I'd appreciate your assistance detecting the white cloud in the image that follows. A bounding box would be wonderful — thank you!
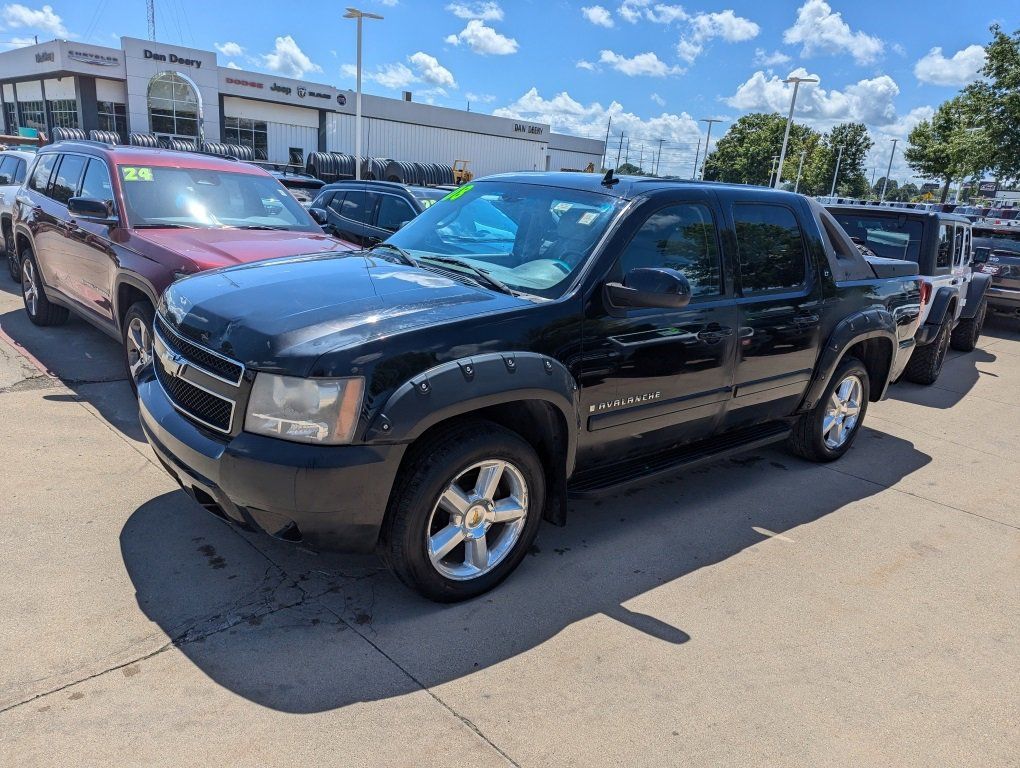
[465,92,496,103]
[445,1,503,21]
[675,10,759,64]
[445,19,518,55]
[618,0,651,23]
[599,49,683,77]
[754,48,791,66]
[493,86,704,175]
[409,51,456,87]
[782,0,883,65]
[725,67,900,126]
[2,3,69,37]
[1,35,35,48]
[343,51,457,91]
[645,4,688,24]
[914,44,985,86]
[650,92,666,106]
[676,39,702,63]
[891,42,906,57]
[262,35,322,78]
[215,41,244,57]
[576,59,598,71]
[225,61,241,70]
[581,5,614,27]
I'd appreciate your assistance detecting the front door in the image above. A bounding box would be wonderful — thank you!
[578,192,738,467]
[66,158,119,322]
[723,201,824,429]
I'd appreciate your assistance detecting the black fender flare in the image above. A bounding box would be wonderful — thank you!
[365,352,580,476]
[925,286,957,328]
[800,308,899,410]
[960,272,992,319]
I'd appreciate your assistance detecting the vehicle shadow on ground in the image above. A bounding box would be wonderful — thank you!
[889,314,1020,410]
[120,429,930,713]
[0,283,142,441]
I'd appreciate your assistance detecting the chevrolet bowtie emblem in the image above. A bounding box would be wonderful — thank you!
[163,351,188,378]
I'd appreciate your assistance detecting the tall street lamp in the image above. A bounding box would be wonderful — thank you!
[829,144,844,197]
[344,7,383,180]
[774,75,817,188]
[699,118,723,180]
[880,138,899,202]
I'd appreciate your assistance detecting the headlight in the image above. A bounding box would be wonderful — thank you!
[244,374,365,445]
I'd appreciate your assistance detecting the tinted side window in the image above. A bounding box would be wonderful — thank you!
[376,194,416,233]
[936,224,951,269]
[733,204,807,293]
[51,154,88,205]
[79,159,115,207]
[13,158,27,184]
[616,202,722,298]
[28,154,58,195]
[326,191,346,215]
[339,190,374,225]
[0,156,16,184]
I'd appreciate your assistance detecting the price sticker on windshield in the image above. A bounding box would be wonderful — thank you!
[120,166,154,182]
[443,183,473,202]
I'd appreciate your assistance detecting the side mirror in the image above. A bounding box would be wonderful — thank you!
[605,267,692,310]
[972,248,990,265]
[68,196,117,224]
[309,207,328,226]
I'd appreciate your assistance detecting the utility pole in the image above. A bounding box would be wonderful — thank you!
[615,131,624,168]
[691,137,701,180]
[794,150,807,193]
[601,116,611,171]
[774,75,818,188]
[880,138,899,201]
[146,0,156,40]
[638,143,643,173]
[829,145,844,197]
[624,135,630,165]
[871,167,877,197]
[699,118,723,180]
[768,154,780,187]
[654,137,665,176]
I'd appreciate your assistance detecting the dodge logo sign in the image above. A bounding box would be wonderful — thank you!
[337,93,347,106]
[297,86,307,98]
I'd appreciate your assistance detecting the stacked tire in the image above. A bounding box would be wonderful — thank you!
[305,152,357,181]
[88,130,121,145]
[51,127,87,142]
[129,132,159,148]
[383,160,454,186]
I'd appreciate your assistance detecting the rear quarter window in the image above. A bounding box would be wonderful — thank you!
[732,203,808,294]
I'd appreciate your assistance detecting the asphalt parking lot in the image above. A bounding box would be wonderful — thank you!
[0,278,1017,767]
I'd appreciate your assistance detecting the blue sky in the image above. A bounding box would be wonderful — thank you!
[0,0,1007,181]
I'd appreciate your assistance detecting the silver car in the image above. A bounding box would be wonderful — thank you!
[0,148,35,280]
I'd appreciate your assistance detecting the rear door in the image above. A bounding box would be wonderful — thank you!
[723,200,824,428]
[375,192,418,237]
[325,186,379,246]
[578,190,739,466]
[65,157,118,322]
[21,153,64,291]
[46,153,90,308]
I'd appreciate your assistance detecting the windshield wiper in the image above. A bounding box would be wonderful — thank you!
[369,242,417,267]
[234,224,289,230]
[133,223,198,229]
[418,255,514,295]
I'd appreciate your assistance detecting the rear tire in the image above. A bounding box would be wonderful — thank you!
[383,419,545,602]
[4,228,17,282]
[904,316,951,385]
[788,356,870,463]
[122,301,155,396]
[950,299,986,352]
[20,247,69,326]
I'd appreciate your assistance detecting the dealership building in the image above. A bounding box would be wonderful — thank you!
[0,37,603,177]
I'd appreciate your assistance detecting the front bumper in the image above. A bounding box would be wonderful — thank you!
[138,373,407,552]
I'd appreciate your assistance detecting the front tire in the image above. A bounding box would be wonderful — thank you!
[383,419,546,602]
[122,301,155,396]
[20,247,68,326]
[4,228,18,282]
[904,316,952,385]
[788,356,870,462]
[950,299,986,352]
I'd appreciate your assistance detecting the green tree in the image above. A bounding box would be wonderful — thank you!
[904,92,990,202]
[702,113,819,186]
[617,162,643,175]
[964,25,1020,183]
[801,122,873,197]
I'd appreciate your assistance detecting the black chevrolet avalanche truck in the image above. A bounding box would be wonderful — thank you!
[139,173,921,601]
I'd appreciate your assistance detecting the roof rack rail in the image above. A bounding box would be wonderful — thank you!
[52,138,117,150]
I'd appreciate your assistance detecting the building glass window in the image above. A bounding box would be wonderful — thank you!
[147,72,199,138]
[17,100,46,133]
[223,116,268,156]
[3,103,15,134]
[48,99,79,129]
[97,101,127,141]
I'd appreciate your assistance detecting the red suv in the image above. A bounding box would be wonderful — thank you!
[12,141,351,391]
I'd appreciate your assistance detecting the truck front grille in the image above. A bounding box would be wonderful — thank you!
[154,315,244,385]
[154,352,235,433]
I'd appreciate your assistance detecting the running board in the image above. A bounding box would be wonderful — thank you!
[568,422,792,498]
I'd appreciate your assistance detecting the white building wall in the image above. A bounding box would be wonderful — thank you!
[221,96,319,162]
[42,78,76,99]
[95,78,127,103]
[325,113,548,178]
[547,148,603,171]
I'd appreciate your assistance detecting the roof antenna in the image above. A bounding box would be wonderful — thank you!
[602,169,620,188]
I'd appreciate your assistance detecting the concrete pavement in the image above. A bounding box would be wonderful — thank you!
[0,278,1017,767]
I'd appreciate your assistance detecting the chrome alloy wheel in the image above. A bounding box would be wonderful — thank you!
[125,316,152,380]
[823,374,863,450]
[426,459,529,581]
[21,257,37,316]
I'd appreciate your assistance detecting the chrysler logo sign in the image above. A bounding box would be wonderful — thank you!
[68,49,120,66]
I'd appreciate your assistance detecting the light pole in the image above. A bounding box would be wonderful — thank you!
[880,138,898,202]
[344,7,383,180]
[829,145,843,197]
[774,75,818,188]
[768,154,780,187]
[654,137,665,176]
[794,149,807,193]
[699,118,722,180]
[691,137,701,180]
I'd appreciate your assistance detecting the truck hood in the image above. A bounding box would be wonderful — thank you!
[160,252,530,375]
[131,228,350,271]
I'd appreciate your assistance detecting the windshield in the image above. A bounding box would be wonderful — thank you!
[118,165,318,231]
[386,180,622,298]
[830,212,924,262]
[411,187,447,208]
[974,230,1020,255]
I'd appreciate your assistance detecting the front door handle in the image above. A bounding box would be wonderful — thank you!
[697,324,734,342]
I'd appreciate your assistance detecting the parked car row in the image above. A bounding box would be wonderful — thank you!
[2,146,995,601]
